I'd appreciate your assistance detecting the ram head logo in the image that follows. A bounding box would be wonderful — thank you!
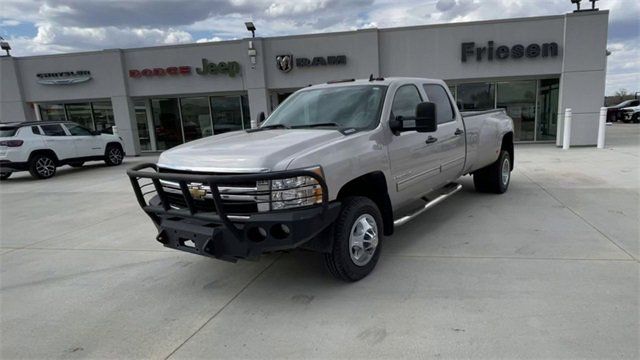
[276,54,293,73]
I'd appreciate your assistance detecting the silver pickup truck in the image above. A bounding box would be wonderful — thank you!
[128,77,514,281]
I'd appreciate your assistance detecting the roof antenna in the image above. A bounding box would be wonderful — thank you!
[369,74,374,81]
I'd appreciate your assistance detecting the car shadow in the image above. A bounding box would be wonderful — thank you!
[0,160,130,183]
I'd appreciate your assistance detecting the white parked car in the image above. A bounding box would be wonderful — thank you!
[0,121,125,180]
[620,105,640,123]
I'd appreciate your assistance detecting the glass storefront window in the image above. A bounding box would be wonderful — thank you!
[211,96,244,134]
[180,97,212,142]
[537,79,560,141]
[447,85,457,102]
[134,101,151,151]
[65,103,94,129]
[241,95,251,129]
[39,104,66,121]
[92,101,115,133]
[151,98,183,150]
[497,81,537,141]
[457,82,495,111]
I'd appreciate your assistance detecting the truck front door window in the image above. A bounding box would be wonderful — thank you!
[390,85,422,120]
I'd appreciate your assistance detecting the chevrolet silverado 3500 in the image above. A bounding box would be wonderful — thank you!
[128,77,514,281]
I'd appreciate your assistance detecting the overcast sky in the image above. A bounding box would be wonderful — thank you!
[1,0,637,95]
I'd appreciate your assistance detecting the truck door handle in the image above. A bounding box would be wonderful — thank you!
[425,136,438,144]
[454,128,464,136]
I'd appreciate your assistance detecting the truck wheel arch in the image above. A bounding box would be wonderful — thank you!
[337,171,394,236]
[501,132,514,171]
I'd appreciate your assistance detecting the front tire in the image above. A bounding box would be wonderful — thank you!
[0,172,11,180]
[104,145,124,166]
[324,197,383,282]
[29,154,57,179]
[473,150,511,194]
[632,114,639,123]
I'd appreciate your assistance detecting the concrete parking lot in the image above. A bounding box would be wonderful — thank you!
[1,124,638,359]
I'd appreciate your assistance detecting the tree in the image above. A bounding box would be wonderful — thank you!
[614,89,629,98]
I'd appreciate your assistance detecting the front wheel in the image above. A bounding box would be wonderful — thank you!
[324,197,383,282]
[0,172,11,180]
[473,150,511,194]
[632,114,639,123]
[104,145,124,166]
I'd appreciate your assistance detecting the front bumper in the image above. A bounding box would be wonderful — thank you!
[127,163,340,262]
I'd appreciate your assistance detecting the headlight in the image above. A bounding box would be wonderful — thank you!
[257,166,324,211]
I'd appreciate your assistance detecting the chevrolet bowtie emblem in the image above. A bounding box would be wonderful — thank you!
[188,185,207,200]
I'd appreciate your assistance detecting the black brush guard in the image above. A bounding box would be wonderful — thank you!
[127,163,340,262]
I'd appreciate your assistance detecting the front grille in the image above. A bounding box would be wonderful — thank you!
[158,167,262,215]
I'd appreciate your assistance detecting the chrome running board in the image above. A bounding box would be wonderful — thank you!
[393,183,463,227]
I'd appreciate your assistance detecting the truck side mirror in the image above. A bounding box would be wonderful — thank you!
[389,102,438,133]
[415,102,437,132]
[257,112,266,125]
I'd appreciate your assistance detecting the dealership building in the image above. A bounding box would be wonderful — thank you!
[1,10,608,155]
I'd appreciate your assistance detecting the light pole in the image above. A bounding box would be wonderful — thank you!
[244,22,256,38]
[0,36,11,56]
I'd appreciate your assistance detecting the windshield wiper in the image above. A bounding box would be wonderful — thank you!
[259,124,291,129]
[292,122,340,129]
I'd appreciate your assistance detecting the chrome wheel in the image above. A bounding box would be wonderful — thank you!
[108,147,123,165]
[36,157,55,177]
[501,156,510,186]
[349,214,378,267]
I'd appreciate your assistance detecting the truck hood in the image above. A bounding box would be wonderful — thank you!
[158,129,343,172]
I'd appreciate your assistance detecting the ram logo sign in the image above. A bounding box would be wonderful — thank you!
[276,54,347,72]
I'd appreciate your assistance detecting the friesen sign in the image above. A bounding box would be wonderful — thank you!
[36,70,92,85]
[461,41,559,62]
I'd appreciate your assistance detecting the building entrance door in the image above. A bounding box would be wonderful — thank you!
[537,79,560,141]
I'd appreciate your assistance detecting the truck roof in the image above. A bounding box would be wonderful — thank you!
[306,77,445,90]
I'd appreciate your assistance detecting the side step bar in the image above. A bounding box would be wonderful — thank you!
[393,183,463,227]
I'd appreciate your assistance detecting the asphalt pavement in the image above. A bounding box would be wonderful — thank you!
[1,124,638,359]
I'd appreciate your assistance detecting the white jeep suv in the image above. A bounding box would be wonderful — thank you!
[0,121,125,180]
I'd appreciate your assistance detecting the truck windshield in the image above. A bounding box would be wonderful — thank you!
[263,85,387,130]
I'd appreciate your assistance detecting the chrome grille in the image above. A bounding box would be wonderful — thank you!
[157,168,268,214]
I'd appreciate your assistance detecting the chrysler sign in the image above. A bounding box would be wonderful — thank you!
[36,71,92,85]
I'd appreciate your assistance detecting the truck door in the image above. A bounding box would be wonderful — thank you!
[387,84,442,198]
[422,83,466,186]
